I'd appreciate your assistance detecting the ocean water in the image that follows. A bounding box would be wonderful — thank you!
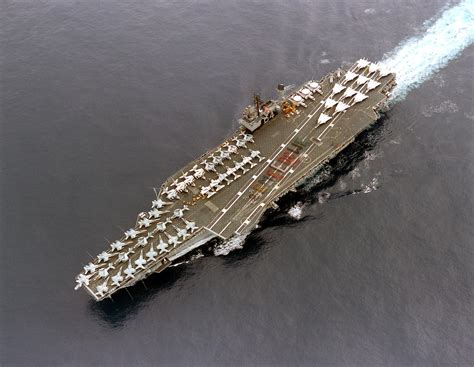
[1,0,473,366]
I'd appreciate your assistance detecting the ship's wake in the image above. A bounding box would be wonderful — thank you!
[382,0,474,103]
[213,234,249,256]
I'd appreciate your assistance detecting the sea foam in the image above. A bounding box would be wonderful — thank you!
[381,0,474,103]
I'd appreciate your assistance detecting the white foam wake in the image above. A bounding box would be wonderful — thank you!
[213,233,249,256]
[382,0,474,103]
[288,202,304,219]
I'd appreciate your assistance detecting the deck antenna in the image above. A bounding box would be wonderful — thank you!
[254,94,261,117]
[86,251,94,260]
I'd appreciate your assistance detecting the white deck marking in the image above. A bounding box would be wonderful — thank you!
[203,226,226,239]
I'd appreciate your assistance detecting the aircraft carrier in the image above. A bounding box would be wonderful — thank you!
[75,59,396,301]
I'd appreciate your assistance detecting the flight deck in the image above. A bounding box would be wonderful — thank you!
[75,59,396,301]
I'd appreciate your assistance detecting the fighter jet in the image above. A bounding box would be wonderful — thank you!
[335,101,350,113]
[97,251,111,263]
[210,178,220,188]
[98,264,114,279]
[110,240,125,251]
[366,79,380,91]
[218,172,230,184]
[234,138,247,148]
[240,133,254,143]
[377,67,391,78]
[74,273,91,290]
[203,161,216,172]
[189,164,200,173]
[157,236,169,254]
[96,280,109,297]
[250,149,264,162]
[138,217,152,228]
[368,62,379,74]
[343,87,357,99]
[124,261,136,279]
[124,228,140,240]
[200,186,211,196]
[354,92,368,103]
[148,208,168,219]
[172,206,188,219]
[210,180,224,191]
[235,161,249,174]
[343,71,358,83]
[146,244,158,261]
[193,168,205,179]
[242,156,256,168]
[83,262,98,274]
[155,221,169,232]
[182,218,198,232]
[226,166,241,180]
[165,188,179,200]
[111,268,124,287]
[212,155,224,166]
[356,75,369,86]
[134,251,147,270]
[219,149,231,160]
[151,198,170,209]
[175,181,188,193]
[136,236,149,247]
[165,232,180,247]
[227,145,238,154]
[174,225,190,239]
[118,250,134,263]
[331,83,345,95]
[183,175,195,186]
[356,58,369,69]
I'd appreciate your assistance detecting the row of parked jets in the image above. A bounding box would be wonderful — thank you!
[160,133,256,200]
[314,60,390,126]
[76,200,200,294]
[200,149,264,198]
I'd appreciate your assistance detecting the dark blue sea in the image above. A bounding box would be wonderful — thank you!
[1,0,473,366]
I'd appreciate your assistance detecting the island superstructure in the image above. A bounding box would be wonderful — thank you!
[75,59,396,301]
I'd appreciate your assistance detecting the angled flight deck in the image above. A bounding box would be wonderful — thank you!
[75,59,396,301]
